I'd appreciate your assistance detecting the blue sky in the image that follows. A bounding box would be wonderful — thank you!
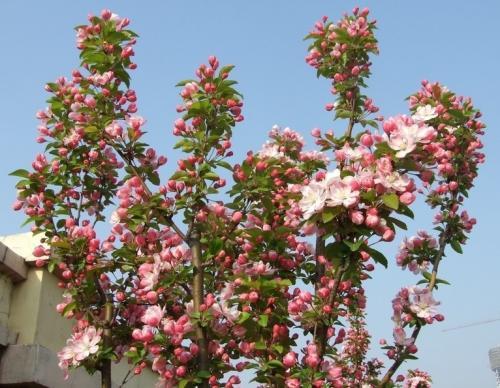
[1,1,499,386]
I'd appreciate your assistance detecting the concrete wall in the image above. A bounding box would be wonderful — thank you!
[0,274,13,327]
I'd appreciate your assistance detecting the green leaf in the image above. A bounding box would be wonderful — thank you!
[255,341,267,350]
[208,238,223,255]
[203,171,219,181]
[48,261,56,273]
[278,278,292,287]
[325,241,349,258]
[361,190,377,202]
[387,216,407,230]
[237,311,251,324]
[321,207,342,223]
[396,204,414,219]
[197,370,211,379]
[187,100,211,115]
[258,314,269,328]
[148,171,160,186]
[267,360,284,369]
[382,193,399,210]
[170,171,188,181]
[114,67,131,88]
[81,51,108,64]
[344,239,364,252]
[121,265,134,272]
[178,379,189,388]
[9,169,30,178]
[84,126,99,134]
[450,240,463,254]
[219,65,235,75]
[436,278,451,286]
[62,301,76,317]
[217,160,233,171]
[51,240,70,249]
[366,247,388,268]
[340,170,354,178]
[16,179,31,189]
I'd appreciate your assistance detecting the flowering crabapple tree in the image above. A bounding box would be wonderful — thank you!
[11,7,485,388]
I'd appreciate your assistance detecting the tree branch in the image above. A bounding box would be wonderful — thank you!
[93,273,114,388]
[190,229,209,387]
[313,234,327,357]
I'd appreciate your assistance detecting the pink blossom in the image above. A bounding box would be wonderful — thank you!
[127,115,145,130]
[285,378,301,388]
[57,326,102,375]
[141,305,164,327]
[283,351,297,368]
[383,115,436,158]
[393,326,414,346]
[104,121,123,138]
[409,287,440,319]
[325,171,360,208]
[299,181,327,220]
[412,105,438,122]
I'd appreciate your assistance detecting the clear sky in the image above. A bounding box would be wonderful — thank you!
[1,1,499,387]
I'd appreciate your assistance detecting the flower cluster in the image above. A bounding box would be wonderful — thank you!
[382,112,436,158]
[305,7,379,126]
[58,325,102,378]
[396,231,437,274]
[298,137,418,245]
[379,76,485,384]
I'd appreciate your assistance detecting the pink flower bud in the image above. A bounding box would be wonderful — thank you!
[349,210,364,225]
[176,366,187,377]
[174,118,186,131]
[360,133,373,147]
[305,353,320,368]
[382,227,395,242]
[283,352,297,368]
[101,9,112,20]
[12,200,23,211]
[399,192,416,205]
[365,208,379,228]
[146,291,158,304]
[132,328,143,341]
[248,291,259,303]
[84,96,96,108]
[232,211,243,223]
[33,245,46,257]
[328,366,343,380]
